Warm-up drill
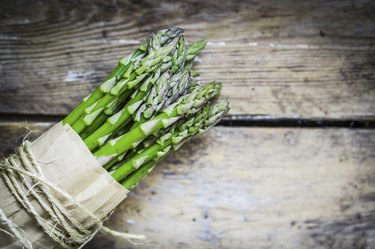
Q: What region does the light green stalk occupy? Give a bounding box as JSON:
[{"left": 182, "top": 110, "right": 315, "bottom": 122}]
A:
[
  {"left": 64, "top": 28, "right": 183, "bottom": 129},
  {"left": 111, "top": 105, "right": 210, "bottom": 181},
  {"left": 131, "top": 70, "right": 191, "bottom": 128},
  {"left": 63, "top": 50, "right": 142, "bottom": 126},
  {"left": 119, "top": 100, "right": 229, "bottom": 188},
  {"left": 71, "top": 40, "right": 173, "bottom": 134},
  {"left": 185, "top": 40, "right": 207, "bottom": 69},
  {"left": 94, "top": 82, "right": 222, "bottom": 165},
  {"left": 121, "top": 160, "right": 157, "bottom": 190},
  {"left": 172, "top": 36, "right": 186, "bottom": 73},
  {"left": 84, "top": 70, "right": 167, "bottom": 151},
  {"left": 84, "top": 36, "right": 191, "bottom": 151}
]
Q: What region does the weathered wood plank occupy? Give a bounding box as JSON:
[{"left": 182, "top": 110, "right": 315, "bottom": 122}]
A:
[
  {"left": 0, "top": 0, "right": 374, "bottom": 119},
  {"left": 0, "top": 122, "right": 52, "bottom": 156},
  {"left": 1, "top": 122, "right": 374, "bottom": 249}
]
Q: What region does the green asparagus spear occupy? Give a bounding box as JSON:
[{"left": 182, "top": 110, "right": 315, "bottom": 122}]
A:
[
  {"left": 84, "top": 36, "right": 193, "bottom": 151},
  {"left": 94, "top": 82, "right": 222, "bottom": 165},
  {"left": 64, "top": 28, "right": 182, "bottom": 130},
  {"left": 185, "top": 40, "right": 207, "bottom": 69},
  {"left": 63, "top": 51, "right": 140, "bottom": 126},
  {"left": 121, "top": 160, "right": 157, "bottom": 190},
  {"left": 71, "top": 41, "right": 173, "bottom": 134},
  {"left": 119, "top": 100, "right": 229, "bottom": 188},
  {"left": 84, "top": 70, "right": 168, "bottom": 151},
  {"left": 111, "top": 105, "right": 210, "bottom": 181},
  {"left": 63, "top": 28, "right": 183, "bottom": 126},
  {"left": 131, "top": 70, "right": 191, "bottom": 127}
]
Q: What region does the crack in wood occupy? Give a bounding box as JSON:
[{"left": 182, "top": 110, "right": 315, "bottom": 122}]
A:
[{"left": 0, "top": 114, "right": 374, "bottom": 129}]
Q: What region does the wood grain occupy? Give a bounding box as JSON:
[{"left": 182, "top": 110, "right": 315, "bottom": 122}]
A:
[
  {"left": 0, "top": 0, "right": 374, "bottom": 119},
  {"left": 1, "top": 122, "right": 374, "bottom": 249}
]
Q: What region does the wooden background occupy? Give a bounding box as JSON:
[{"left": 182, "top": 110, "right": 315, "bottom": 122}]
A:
[{"left": 0, "top": 0, "right": 374, "bottom": 248}]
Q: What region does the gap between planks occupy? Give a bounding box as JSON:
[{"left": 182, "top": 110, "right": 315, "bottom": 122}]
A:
[{"left": 0, "top": 114, "right": 374, "bottom": 129}]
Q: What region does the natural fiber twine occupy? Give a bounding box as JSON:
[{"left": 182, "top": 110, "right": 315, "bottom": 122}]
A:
[{"left": 0, "top": 141, "right": 145, "bottom": 249}]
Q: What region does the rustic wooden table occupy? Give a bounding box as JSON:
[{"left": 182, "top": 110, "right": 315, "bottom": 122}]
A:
[{"left": 1, "top": 0, "right": 374, "bottom": 248}]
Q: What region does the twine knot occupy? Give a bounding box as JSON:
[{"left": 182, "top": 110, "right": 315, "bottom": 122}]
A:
[{"left": 0, "top": 141, "right": 145, "bottom": 249}]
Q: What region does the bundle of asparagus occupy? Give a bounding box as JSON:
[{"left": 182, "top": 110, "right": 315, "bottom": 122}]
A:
[
  {"left": 0, "top": 27, "right": 228, "bottom": 248},
  {"left": 63, "top": 27, "right": 229, "bottom": 190}
]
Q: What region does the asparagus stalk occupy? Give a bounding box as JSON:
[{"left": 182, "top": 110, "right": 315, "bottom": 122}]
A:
[
  {"left": 84, "top": 36, "right": 200, "bottom": 151},
  {"left": 84, "top": 70, "right": 168, "bottom": 151},
  {"left": 62, "top": 50, "right": 140, "bottom": 127},
  {"left": 128, "top": 38, "right": 204, "bottom": 130},
  {"left": 131, "top": 70, "right": 191, "bottom": 128},
  {"left": 61, "top": 27, "right": 230, "bottom": 193},
  {"left": 111, "top": 104, "right": 210, "bottom": 181},
  {"left": 80, "top": 89, "right": 133, "bottom": 139},
  {"left": 119, "top": 100, "right": 229, "bottom": 188},
  {"left": 84, "top": 37, "right": 184, "bottom": 150},
  {"left": 171, "top": 36, "right": 186, "bottom": 73},
  {"left": 71, "top": 44, "right": 173, "bottom": 134},
  {"left": 63, "top": 28, "right": 183, "bottom": 127},
  {"left": 121, "top": 160, "right": 157, "bottom": 190},
  {"left": 94, "top": 82, "right": 222, "bottom": 165},
  {"left": 103, "top": 131, "right": 159, "bottom": 171},
  {"left": 185, "top": 40, "right": 207, "bottom": 69}
]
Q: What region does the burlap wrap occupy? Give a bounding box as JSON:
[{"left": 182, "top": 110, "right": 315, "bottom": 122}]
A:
[{"left": 0, "top": 122, "right": 133, "bottom": 248}]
